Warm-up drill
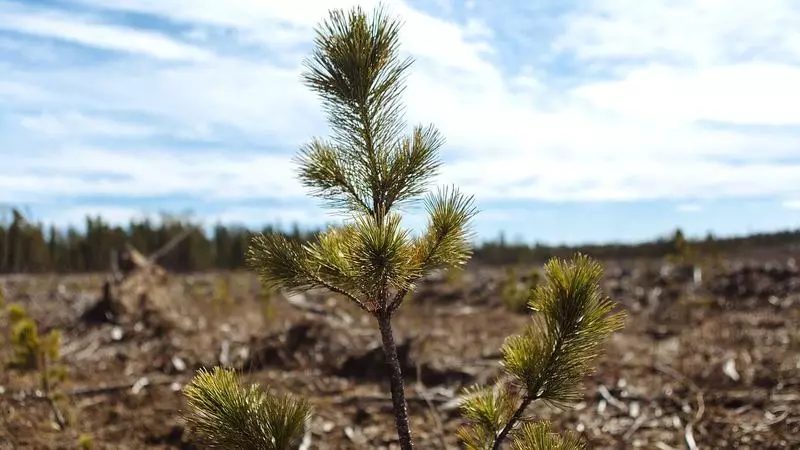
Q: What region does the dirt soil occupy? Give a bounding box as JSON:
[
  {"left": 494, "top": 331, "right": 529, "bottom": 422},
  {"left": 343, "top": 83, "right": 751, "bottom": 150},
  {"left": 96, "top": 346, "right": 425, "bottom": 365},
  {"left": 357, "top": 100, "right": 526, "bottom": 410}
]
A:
[{"left": 1, "top": 250, "right": 799, "bottom": 449}]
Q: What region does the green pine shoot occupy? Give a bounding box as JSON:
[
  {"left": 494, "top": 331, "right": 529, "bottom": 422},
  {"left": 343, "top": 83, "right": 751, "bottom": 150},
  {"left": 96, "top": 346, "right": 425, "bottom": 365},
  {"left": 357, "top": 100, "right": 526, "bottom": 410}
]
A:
[
  {"left": 183, "top": 367, "right": 311, "bottom": 450},
  {"left": 458, "top": 254, "right": 625, "bottom": 449}
]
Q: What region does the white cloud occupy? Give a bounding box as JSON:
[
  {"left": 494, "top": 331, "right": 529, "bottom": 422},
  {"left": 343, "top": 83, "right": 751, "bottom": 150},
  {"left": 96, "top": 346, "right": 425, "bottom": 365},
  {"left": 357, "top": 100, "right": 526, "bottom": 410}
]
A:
[
  {"left": 783, "top": 200, "right": 800, "bottom": 210},
  {"left": 0, "top": 146, "right": 301, "bottom": 203},
  {"left": 18, "top": 112, "right": 156, "bottom": 137},
  {"left": 572, "top": 63, "right": 800, "bottom": 125},
  {"left": 0, "top": 0, "right": 799, "bottom": 224},
  {"left": 676, "top": 203, "right": 702, "bottom": 213},
  {"left": 0, "top": 3, "right": 212, "bottom": 61},
  {"left": 553, "top": 0, "right": 800, "bottom": 65}
]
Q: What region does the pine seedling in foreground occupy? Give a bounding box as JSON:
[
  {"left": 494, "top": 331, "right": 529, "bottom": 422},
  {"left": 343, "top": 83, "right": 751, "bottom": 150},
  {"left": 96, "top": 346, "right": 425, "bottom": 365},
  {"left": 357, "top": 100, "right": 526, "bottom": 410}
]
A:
[
  {"left": 247, "top": 5, "right": 474, "bottom": 449},
  {"left": 458, "top": 254, "right": 625, "bottom": 449},
  {"left": 185, "top": 5, "right": 474, "bottom": 448},
  {"left": 181, "top": 6, "right": 624, "bottom": 449}
]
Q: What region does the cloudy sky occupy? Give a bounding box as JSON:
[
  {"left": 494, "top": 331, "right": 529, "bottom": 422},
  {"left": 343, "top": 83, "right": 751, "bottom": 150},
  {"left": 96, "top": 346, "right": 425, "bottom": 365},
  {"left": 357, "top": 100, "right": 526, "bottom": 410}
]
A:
[{"left": 1, "top": 0, "right": 799, "bottom": 244}]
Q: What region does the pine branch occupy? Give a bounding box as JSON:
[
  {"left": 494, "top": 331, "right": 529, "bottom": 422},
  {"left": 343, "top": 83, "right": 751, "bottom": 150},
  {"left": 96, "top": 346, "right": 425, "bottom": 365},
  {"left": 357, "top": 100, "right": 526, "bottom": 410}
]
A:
[
  {"left": 501, "top": 254, "right": 625, "bottom": 407},
  {"left": 413, "top": 186, "right": 477, "bottom": 271},
  {"left": 349, "top": 213, "right": 415, "bottom": 298},
  {"left": 183, "top": 367, "right": 311, "bottom": 450},
  {"left": 296, "top": 139, "right": 373, "bottom": 215},
  {"left": 456, "top": 384, "right": 518, "bottom": 450},
  {"left": 510, "top": 421, "right": 586, "bottom": 450},
  {"left": 387, "top": 186, "right": 476, "bottom": 312},
  {"left": 490, "top": 392, "right": 536, "bottom": 450},
  {"left": 301, "top": 5, "right": 413, "bottom": 219},
  {"left": 383, "top": 124, "right": 444, "bottom": 211},
  {"left": 246, "top": 233, "right": 318, "bottom": 292},
  {"left": 458, "top": 254, "right": 625, "bottom": 450}
]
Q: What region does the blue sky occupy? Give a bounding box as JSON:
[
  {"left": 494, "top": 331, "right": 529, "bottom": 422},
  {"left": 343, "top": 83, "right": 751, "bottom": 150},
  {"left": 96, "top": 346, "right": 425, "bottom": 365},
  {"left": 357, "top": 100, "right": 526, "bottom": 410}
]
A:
[{"left": 1, "top": 0, "right": 799, "bottom": 245}]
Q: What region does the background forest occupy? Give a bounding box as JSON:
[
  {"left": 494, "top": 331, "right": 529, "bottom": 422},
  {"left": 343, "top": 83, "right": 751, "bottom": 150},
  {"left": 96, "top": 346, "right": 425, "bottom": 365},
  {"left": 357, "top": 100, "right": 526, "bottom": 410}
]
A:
[{"left": 2, "top": 207, "right": 799, "bottom": 273}]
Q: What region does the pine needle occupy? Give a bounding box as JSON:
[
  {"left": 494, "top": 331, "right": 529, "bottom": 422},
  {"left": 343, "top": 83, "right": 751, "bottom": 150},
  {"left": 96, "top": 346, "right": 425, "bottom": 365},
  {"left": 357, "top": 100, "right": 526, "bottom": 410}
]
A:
[{"left": 183, "top": 367, "right": 311, "bottom": 450}]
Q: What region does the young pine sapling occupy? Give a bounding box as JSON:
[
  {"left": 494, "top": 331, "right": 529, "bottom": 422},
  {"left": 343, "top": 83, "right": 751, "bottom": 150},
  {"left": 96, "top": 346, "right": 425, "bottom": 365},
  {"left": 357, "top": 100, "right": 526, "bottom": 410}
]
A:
[
  {"left": 5, "top": 302, "right": 68, "bottom": 430},
  {"left": 182, "top": 5, "right": 624, "bottom": 449}
]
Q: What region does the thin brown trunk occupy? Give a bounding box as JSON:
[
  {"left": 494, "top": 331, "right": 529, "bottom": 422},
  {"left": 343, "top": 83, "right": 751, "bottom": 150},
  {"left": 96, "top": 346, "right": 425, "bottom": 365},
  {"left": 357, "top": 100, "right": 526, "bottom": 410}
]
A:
[
  {"left": 376, "top": 311, "right": 414, "bottom": 449},
  {"left": 40, "top": 353, "right": 66, "bottom": 430},
  {"left": 491, "top": 394, "right": 534, "bottom": 449}
]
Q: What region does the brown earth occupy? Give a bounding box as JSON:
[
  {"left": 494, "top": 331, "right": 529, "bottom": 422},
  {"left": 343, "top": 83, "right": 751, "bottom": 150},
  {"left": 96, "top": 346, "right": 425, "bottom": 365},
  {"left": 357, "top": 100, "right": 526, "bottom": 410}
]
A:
[{"left": 1, "top": 251, "right": 799, "bottom": 449}]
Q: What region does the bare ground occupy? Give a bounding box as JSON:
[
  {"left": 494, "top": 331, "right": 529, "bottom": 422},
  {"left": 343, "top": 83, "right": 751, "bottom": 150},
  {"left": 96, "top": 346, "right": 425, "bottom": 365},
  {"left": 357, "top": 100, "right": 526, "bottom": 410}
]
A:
[{"left": 1, "top": 252, "right": 799, "bottom": 449}]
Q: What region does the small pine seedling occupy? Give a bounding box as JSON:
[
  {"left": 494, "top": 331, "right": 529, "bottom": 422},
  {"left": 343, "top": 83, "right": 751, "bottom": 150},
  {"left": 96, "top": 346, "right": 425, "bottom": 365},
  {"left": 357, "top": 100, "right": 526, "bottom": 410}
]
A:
[
  {"left": 5, "top": 303, "right": 69, "bottom": 429},
  {"left": 182, "top": 6, "right": 624, "bottom": 450},
  {"left": 77, "top": 433, "right": 94, "bottom": 449},
  {"left": 500, "top": 266, "right": 530, "bottom": 313},
  {"left": 257, "top": 283, "right": 277, "bottom": 322},
  {"left": 211, "top": 276, "right": 234, "bottom": 316}
]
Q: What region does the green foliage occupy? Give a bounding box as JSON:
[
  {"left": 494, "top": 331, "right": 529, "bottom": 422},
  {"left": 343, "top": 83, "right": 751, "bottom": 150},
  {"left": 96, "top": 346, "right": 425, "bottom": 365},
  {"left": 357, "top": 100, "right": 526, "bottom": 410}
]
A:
[
  {"left": 211, "top": 276, "right": 235, "bottom": 315},
  {"left": 457, "top": 384, "right": 518, "bottom": 448},
  {"left": 246, "top": 5, "right": 476, "bottom": 319},
  {"left": 183, "top": 367, "right": 311, "bottom": 450},
  {"left": 0, "top": 208, "right": 314, "bottom": 274},
  {"left": 501, "top": 267, "right": 541, "bottom": 313},
  {"left": 183, "top": 6, "right": 623, "bottom": 450},
  {"left": 188, "top": 5, "right": 475, "bottom": 449},
  {"left": 257, "top": 283, "right": 277, "bottom": 322},
  {"left": 511, "top": 422, "right": 585, "bottom": 450},
  {"left": 4, "top": 302, "right": 69, "bottom": 429},
  {"left": 77, "top": 434, "right": 94, "bottom": 449},
  {"left": 6, "top": 302, "right": 64, "bottom": 374},
  {"left": 9, "top": 316, "right": 39, "bottom": 369},
  {"left": 458, "top": 254, "right": 625, "bottom": 449},
  {"left": 7, "top": 302, "right": 27, "bottom": 321},
  {"left": 665, "top": 228, "right": 698, "bottom": 265},
  {"left": 6, "top": 303, "right": 59, "bottom": 371}
]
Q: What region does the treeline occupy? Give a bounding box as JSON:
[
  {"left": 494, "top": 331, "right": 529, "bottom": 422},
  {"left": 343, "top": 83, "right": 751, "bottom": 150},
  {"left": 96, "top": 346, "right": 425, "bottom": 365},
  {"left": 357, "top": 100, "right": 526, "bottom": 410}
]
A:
[
  {"left": 0, "top": 209, "right": 314, "bottom": 274},
  {"left": 1, "top": 208, "right": 798, "bottom": 274},
  {"left": 475, "top": 228, "right": 800, "bottom": 265}
]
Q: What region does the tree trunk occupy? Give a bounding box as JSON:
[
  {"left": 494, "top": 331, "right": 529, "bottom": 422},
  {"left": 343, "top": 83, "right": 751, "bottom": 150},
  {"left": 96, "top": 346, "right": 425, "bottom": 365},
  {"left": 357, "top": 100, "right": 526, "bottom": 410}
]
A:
[{"left": 376, "top": 312, "right": 414, "bottom": 449}]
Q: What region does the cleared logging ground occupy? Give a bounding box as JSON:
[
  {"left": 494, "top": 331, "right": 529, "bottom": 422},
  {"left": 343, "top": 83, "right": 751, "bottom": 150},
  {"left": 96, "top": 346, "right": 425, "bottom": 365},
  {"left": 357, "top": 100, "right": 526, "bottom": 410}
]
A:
[{"left": 1, "top": 248, "right": 798, "bottom": 449}]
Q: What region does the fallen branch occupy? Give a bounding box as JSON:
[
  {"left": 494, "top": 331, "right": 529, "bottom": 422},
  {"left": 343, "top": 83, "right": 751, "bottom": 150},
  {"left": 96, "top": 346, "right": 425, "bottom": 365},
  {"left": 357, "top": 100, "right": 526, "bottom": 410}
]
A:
[
  {"left": 622, "top": 413, "right": 648, "bottom": 442},
  {"left": 654, "top": 362, "right": 705, "bottom": 450},
  {"left": 0, "top": 375, "right": 191, "bottom": 401},
  {"left": 597, "top": 384, "right": 628, "bottom": 413},
  {"left": 69, "top": 377, "right": 187, "bottom": 397},
  {"left": 415, "top": 354, "right": 448, "bottom": 450},
  {"left": 147, "top": 226, "right": 196, "bottom": 265}
]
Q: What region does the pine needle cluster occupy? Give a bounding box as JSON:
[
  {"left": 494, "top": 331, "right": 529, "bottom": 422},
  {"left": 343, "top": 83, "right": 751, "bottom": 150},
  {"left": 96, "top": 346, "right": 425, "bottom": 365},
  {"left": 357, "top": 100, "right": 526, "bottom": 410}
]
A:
[
  {"left": 183, "top": 367, "right": 311, "bottom": 450},
  {"left": 246, "top": 6, "right": 476, "bottom": 315},
  {"left": 181, "top": 5, "right": 624, "bottom": 450},
  {"left": 6, "top": 303, "right": 63, "bottom": 375},
  {"left": 457, "top": 255, "right": 625, "bottom": 449}
]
